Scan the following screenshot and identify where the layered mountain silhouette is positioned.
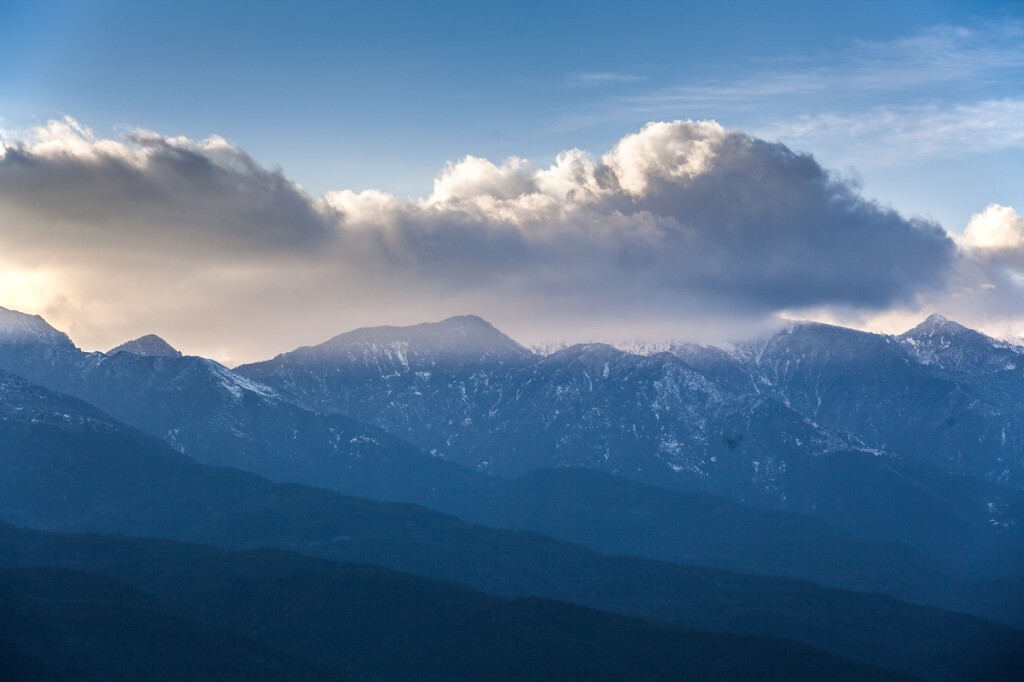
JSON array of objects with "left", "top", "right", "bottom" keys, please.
[
  {"left": 1, "top": 306, "right": 1020, "bottom": 599},
  {"left": 0, "top": 531, "right": 923, "bottom": 682},
  {"left": 3, "top": 305, "right": 1024, "bottom": 679},
  {"left": 0, "top": 374, "right": 1021, "bottom": 680},
  {"left": 234, "top": 313, "right": 1024, "bottom": 579}
]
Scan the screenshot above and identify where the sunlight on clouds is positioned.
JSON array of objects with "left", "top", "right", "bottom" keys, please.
[
  {"left": 0, "top": 268, "right": 56, "bottom": 314},
  {"left": 2, "top": 115, "right": 263, "bottom": 172},
  {"left": 0, "top": 115, "right": 984, "bottom": 361},
  {"left": 604, "top": 120, "right": 725, "bottom": 195},
  {"left": 793, "top": 206, "right": 1024, "bottom": 342},
  {"left": 430, "top": 156, "right": 538, "bottom": 203},
  {"left": 960, "top": 204, "right": 1024, "bottom": 252},
  {"left": 534, "top": 149, "right": 604, "bottom": 202},
  {"left": 322, "top": 189, "right": 400, "bottom": 227},
  {"left": 330, "top": 120, "right": 732, "bottom": 226}
]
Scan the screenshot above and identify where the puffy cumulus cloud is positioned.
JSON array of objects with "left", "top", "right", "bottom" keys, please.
[
  {"left": 603, "top": 120, "right": 725, "bottom": 195},
  {"left": 959, "top": 204, "right": 1024, "bottom": 256},
  {"left": 429, "top": 156, "right": 539, "bottom": 202},
  {"left": 342, "top": 120, "right": 954, "bottom": 312},
  {"left": 0, "top": 116, "right": 962, "bottom": 362},
  {"left": 937, "top": 205, "right": 1024, "bottom": 334},
  {"left": 0, "top": 116, "right": 333, "bottom": 259},
  {"left": 953, "top": 205, "right": 1024, "bottom": 306}
]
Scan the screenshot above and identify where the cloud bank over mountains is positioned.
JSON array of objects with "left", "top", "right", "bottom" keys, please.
[{"left": 0, "top": 116, "right": 1019, "bottom": 362}]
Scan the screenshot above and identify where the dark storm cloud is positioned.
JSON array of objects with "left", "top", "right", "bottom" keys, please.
[
  {"left": 620, "top": 133, "right": 955, "bottom": 309},
  {"left": 0, "top": 119, "right": 332, "bottom": 258}
]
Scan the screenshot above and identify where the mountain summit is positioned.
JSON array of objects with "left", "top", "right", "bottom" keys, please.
[
  {"left": 0, "top": 306, "right": 76, "bottom": 350},
  {"left": 899, "top": 313, "right": 1006, "bottom": 366},
  {"left": 314, "top": 314, "right": 533, "bottom": 363},
  {"left": 903, "top": 313, "right": 974, "bottom": 339},
  {"left": 107, "top": 334, "right": 182, "bottom": 358},
  {"left": 238, "top": 315, "right": 535, "bottom": 381}
]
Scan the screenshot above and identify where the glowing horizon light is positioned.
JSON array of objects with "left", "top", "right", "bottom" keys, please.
[{"left": 0, "top": 267, "right": 60, "bottom": 315}]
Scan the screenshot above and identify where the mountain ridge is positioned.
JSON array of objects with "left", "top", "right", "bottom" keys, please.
[
  {"left": 0, "top": 383, "right": 1020, "bottom": 680},
  {"left": 4, "top": 307, "right": 1023, "bottom": 578}
]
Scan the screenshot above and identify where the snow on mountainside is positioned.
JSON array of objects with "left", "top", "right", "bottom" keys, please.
[
  {"left": 235, "top": 315, "right": 537, "bottom": 438},
  {"left": 671, "top": 319, "right": 1024, "bottom": 487},
  {"left": 3, "top": 306, "right": 1024, "bottom": 583},
  {"left": 236, "top": 318, "right": 872, "bottom": 505},
  {"left": 899, "top": 314, "right": 1024, "bottom": 376},
  {"left": 235, "top": 313, "right": 1024, "bottom": 496},
  {"left": 0, "top": 308, "right": 474, "bottom": 504},
  {"left": 1000, "top": 335, "right": 1024, "bottom": 351},
  {"left": 4, "top": 305, "right": 1021, "bottom": 495},
  {"left": 231, "top": 313, "right": 1024, "bottom": 571}
]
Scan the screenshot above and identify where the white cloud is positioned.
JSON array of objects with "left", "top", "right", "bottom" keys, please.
[
  {"left": 569, "top": 72, "right": 647, "bottom": 87},
  {"left": 0, "top": 116, "right": 961, "bottom": 361},
  {"left": 0, "top": 116, "right": 332, "bottom": 257},
  {"left": 960, "top": 204, "right": 1024, "bottom": 253},
  {"left": 950, "top": 205, "right": 1024, "bottom": 327},
  {"left": 602, "top": 120, "right": 726, "bottom": 195},
  {"left": 755, "top": 99, "right": 1024, "bottom": 166},
  {"left": 429, "top": 155, "right": 539, "bottom": 203}
]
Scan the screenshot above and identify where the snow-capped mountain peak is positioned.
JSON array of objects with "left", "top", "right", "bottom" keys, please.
[
  {"left": 904, "top": 313, "right": 974, "bottom": 339},
  {"left": 0, "top": 306, "right": 77, "bottom": 350},
  {"left": 107, "top": 334, "right": 183, "bottom": 358},
  {"left": 320, "top": 315, "right": 533, "bottom": 361}
]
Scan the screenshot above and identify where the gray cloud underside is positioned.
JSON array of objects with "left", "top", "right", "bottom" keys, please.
[{"left": 0, "top": 117, "right": 1001, "bottom": 361}]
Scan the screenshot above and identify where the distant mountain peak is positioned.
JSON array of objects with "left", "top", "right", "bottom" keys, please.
[
  {"left": 414, "top": 314, "right": 498, "bottom": 332},
  {"left": 436, "top": 314, "right": 492, "bottom": 328},
  {"left": 904, "top": 314, "right": 973, "bottom": 338},
  {"left": 0, "top": 306, "right": 76, "bottom": 350},
  {"left": 107, "top": 334, "right": 182, "bottom": 358},
  {"left": 897, "top": 314, "right": 1012, "bottom": 375},
  {"left": 234, "top": 315, "right": 536, "bottom": 382},
  {"left": 546, "top": 342, "right": 623, "bottom": 362},
  {"left": 317, "top": 315, "right": 534, "bottom": 362}
]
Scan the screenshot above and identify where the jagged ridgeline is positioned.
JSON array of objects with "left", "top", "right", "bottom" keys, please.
[{"left": 1, "top": 305, "right": 1023, "bottom": 680}]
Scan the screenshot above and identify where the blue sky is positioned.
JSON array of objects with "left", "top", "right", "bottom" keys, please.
[
  {"left": 3, "top": 0, "right": 1019, "bottom": 227},
  {"left": 1, "top": 0, "right": 1023, "bottom": 360}
]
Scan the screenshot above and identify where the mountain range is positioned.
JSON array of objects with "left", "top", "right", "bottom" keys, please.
[
  {"left": 235, "top": 313, "right": 1024, "bottom": 577},
  {"left": 1, "top": 304, "right": 1023, "bottom": 679}
]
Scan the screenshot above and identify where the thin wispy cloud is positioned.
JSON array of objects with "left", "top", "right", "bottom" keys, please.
[
  {"left": 569, "top": 71, "right": 648, "bottom": 87},
  {"left": 754, "top": 98, "right": 1024, "bottom": 166},
  {"left": 558, "top": 20, "right": 1024, "bottom": 163},
  {"left": 839, "top": 22, "right": 1024, "bottom": 90},
  {"left": 639, "top": 21, "right": 1020, "bottom": 105}
]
